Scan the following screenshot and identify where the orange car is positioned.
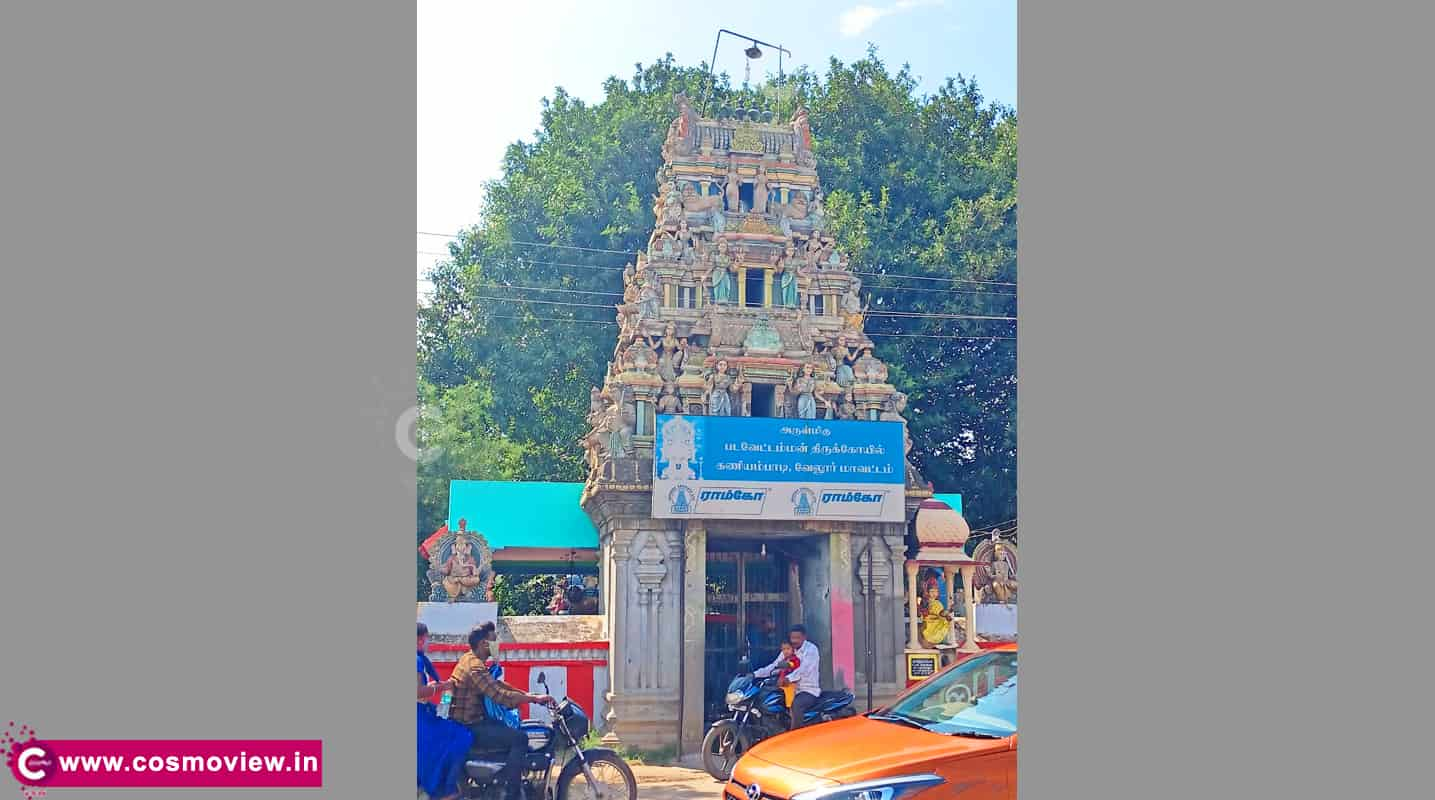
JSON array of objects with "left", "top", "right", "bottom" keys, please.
[{"left": 725, "top": 645, "right": 1016, "bottom": 800}]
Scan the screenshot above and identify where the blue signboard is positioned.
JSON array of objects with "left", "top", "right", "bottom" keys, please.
[{"left": 652, "top": 414, "right": 907, "bottom": 522}]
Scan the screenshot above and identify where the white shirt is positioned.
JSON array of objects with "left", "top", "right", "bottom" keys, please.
[{"left": 754, "top": 639, "right": 821, "bottom": 697}]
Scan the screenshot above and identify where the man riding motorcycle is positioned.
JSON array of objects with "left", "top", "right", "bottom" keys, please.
[
  {"left": 752, "top": 624, "right": 820, "bottom": 729},
  {"left": 449, "top": 622, "right": 556, "bottom": 800}
]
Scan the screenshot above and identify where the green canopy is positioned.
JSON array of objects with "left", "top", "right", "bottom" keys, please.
[
  {"left": 448, "top": 480, "right": 597, "bottom": 550},
  {"left": 933, "top": 493, "right": 963, "bottom": 516}
]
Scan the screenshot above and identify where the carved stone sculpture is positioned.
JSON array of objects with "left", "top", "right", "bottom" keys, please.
[
  {"left": 752, "top": 166, "right": 769, "bottom": 214},
  {"left": 637, "top": 278, "right": 661, "bottom": 319},
  {"left": 790, "top": 362, "right": 819, "bottom": 419},
  {"left": 682, "top": 182, "right": 721, "bottom": 214},
  {"left": 653, "top": 322, "right": 681, "bottom": 382},
  {"left": 723, "top": 164, "right": 742, "bottom": 212},
  {"left": 743, "top": 315, "right": 782, "bottom": 356},
  {"left": 706, "top": 359, "right": 739, "bottom": 416},
  {"left": 853, "top": 346, "right": 887, "bottom": 384},
  {"left": 776, "top": 255, "right": 798, "bottom": 308},
  {"left": 710, "top": 239, "right": 736, "bottom": 304},
  {"left": 426, "top": 521, "right": 495, "bottom": 603},
  {"left": 657, "top": 381, "right": 682, "bottom": 415},
  {"left": 833, "top": 334, "right": 857, "bottom": 387}
]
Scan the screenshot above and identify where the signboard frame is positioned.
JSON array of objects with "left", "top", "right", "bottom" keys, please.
[{"left": 651, "top": 414, "right": 907, "bottom": 522}]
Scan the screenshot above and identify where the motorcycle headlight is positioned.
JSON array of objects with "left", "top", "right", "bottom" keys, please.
[
  {"left": 725, "top": 691, "right": 746, "bottom": 706},
  {"left": 792, "top": 774, "right": 944, "bottom": 800}
]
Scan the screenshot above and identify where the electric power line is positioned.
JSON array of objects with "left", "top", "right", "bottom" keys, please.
[
  {"left": 418, "top": 233, "right": 1016, "bottom": 288},
  {"left": 418, "top": 231, "right": 638, "bottom": 257},
  {"left": 477, "top": 313, "right": 1007, "bottom": 341}
]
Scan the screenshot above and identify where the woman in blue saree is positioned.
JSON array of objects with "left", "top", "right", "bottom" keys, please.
[{"left": 418, "top": 624, "right": 472, "bottom": 800}]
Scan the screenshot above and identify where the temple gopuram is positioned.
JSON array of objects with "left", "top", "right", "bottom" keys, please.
[{"left": 580, "top": 94, "right": 946, "bottom": 753}]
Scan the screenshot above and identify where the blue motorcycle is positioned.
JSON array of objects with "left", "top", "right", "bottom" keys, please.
[{"left": 701, "top": 672, "right": 856, "bottom": 779}]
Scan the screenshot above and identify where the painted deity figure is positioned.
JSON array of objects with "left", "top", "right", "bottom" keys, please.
[
  {"left": 777, "top": 254, "right": 799, "bottom": 308},
  {"left": 918, "top": 582, "right": 954, "bottom": 648},
  {"left": 842, "top": 277, "right": 864, "bottom": 315},
  {"left": 986, "top": 543, "right": 1018, "bottom": 604},
  {"left": 638, "top": 278, "right": 661, "bottom": 318},
  {"left": 724, "top": 164, "right": 742, "bottom": 213},
  {"left": 608, "top": 405, "right": 634, "bottom": 462},
  {"left": 805, "top": 235, "right": 824, "bottom": 270},
  {"left": 809, "top": 186, "right": 826, "bottom": 229},
  {"left": 706, "top": 359, "right": 741, "bottom": 416},
  {"left": 854, "top": 346, "right": 887, "bottom": 384},
  {"left": 790, "top": 362, "right": 819, "bottom": 419},
  {"left": 833, "top": 335, "right": 857, "bottom": 387},
  {"left": 711, "top": 239, "right": 736, "bottom": 304},
  {"left": 657, "top": 382, "right": 682, "bottom": 415},
  {"left": 652, "top": 322, "right": 681, "bottom": 382},
  {"left": 439, "top": 534, "right": 484, "bottom": 602},
  {"left": 791, "top": 105, "right": 813, "bottom": 158},
  {"left": 752, "top": 166, "right": 769, "bottom": 214},
  {"left": 838, "top": 388, "right": 858, "bottom": 420}
]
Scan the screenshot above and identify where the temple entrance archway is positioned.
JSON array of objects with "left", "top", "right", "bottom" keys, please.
[{"left": 702, "top": 543, "right": 797, "bottom": 723}]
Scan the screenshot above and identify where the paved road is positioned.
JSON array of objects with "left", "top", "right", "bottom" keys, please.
[{"left": 633, "top": 763, "right": 725, "bottom": 800}]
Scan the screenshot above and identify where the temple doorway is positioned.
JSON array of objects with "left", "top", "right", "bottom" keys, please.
[{"left": 702, "top": 543, "right": 796, "bottom": 722}]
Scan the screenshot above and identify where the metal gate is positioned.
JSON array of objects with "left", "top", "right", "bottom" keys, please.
[{"left": 703, "top": 548, "right": 797, "bottom": 723}]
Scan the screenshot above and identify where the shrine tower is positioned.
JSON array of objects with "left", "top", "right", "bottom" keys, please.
[{"left": 581, "top": 94, "right": 931, "bottom": 753}]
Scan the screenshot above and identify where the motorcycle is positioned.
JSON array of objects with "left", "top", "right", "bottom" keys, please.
[
  {"left": 458, "top": 671, "right": 636, "bottom": 800},
  {"left": 701, "top": 672, "right": 856, "bottom": 780}
]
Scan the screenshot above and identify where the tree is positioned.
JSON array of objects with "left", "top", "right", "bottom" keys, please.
[
  {"left": 418, "top": 51, "right": 1016, "bottom": 529},
  {"left": 416, "top": 376, "right": 526, "bottom": 598}
]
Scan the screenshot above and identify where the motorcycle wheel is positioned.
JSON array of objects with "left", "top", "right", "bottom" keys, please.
[
  {"left": 557, "top": 750, "right": 636, "bottom": 800},
  {"left": 702, "top": 720, "right": 753, "bottom": 781}
]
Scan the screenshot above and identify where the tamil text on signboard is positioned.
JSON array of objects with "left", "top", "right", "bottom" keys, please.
[{"left": 651, "top": 414, "right": 906, "bottom": 522}]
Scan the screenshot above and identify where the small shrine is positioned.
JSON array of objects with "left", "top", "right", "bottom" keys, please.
[{"left": 902, "top": 498, "right": 1018, "bottom": 685}]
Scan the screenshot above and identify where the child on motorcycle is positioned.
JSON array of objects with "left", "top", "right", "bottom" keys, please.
[{"left": 775, "top": 641, "right": 801, "bottom": 710}]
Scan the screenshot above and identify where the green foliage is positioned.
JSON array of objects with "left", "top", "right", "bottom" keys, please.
[
  {"left": 490, "top": 573, "right": 564, "bottom": 616},
  {"left": 418, "top": 49, "right": 1016, "bottom": 530},
  {"left": 415, "top": 375, "right": 527, "bottom": 599}
]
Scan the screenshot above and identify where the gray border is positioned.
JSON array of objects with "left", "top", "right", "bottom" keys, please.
[
  {"left": 1, "top": 2, "right": 415, "bottom": 797},
  {"left": 1022, "top": 1, "right": 1429, "bottom": 797}
]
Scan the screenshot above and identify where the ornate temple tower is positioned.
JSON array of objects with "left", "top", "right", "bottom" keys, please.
[{"left": 582, "top": 94, "right": 930, "bottom": 752}]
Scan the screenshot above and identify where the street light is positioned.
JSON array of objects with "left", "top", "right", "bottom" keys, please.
[{"left": 706, "top": 28, "right": 792, "bottom": 114}]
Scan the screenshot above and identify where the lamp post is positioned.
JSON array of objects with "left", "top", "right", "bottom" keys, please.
[{"left": 705, "top": 29, "right": 792, "bottom": 114}]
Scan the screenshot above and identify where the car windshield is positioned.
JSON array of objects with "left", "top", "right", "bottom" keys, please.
[{"left": 880, "top": 651, "right": 1016, "bottom": 737}]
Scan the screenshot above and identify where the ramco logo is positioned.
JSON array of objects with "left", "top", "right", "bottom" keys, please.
[
  {"left": 821, "top": 491, "right": 884, "bottom": 503},
  {"left": 699, "top": 489, "right": 766, "bottom": 502}
]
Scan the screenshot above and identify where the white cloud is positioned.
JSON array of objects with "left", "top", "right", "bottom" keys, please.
[
  {"left": 839, "top": 5, "right": 889, "bottom": 37},
  {"left": 839, "top": 0, "right": 943, "bottom": 37}
]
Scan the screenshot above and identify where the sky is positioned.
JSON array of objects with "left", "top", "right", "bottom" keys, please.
[{"left": 417, "top": 0, "right": 1016, "bottom": 296}]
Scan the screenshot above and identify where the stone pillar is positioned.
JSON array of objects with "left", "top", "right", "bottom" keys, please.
[
  {"left": 680, "top": 522, "right": 707, "bottom": 755},
  {"left": 905, "top": 560, "right": 920, "bottom": 649},
  {"left": 601, "top": 521, "right": 685, "bottom": 749},
  {"left": 959, "top": 564, "right": 980, "bottom": 652},
  {"left": 827, "top": 531, "right": 856, "bottom": 691},
  {"left": 602, "top": 529, "right": 634, "bottom": 740},
  {"left": 944, "top": 568, "right": 958, "bottom": 647}
]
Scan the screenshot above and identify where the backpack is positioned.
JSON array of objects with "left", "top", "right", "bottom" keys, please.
[{"left": 483, "top": 662, "right": 522, "bottom": 730}]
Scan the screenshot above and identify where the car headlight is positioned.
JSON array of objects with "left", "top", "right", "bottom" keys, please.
[
  {"left": 792, "top": 775, "right": 944, "bottom": 800},
  {"left": 726, "top": 691, "right": 746, "bottom": 706}
]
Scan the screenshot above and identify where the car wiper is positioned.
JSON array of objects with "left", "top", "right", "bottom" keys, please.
[
  {"left": 868, "top": 713, "right": 929, "bottom": 731},
  {"left": 947, "top": 730, "right": 1002, "bottom": 739}
]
